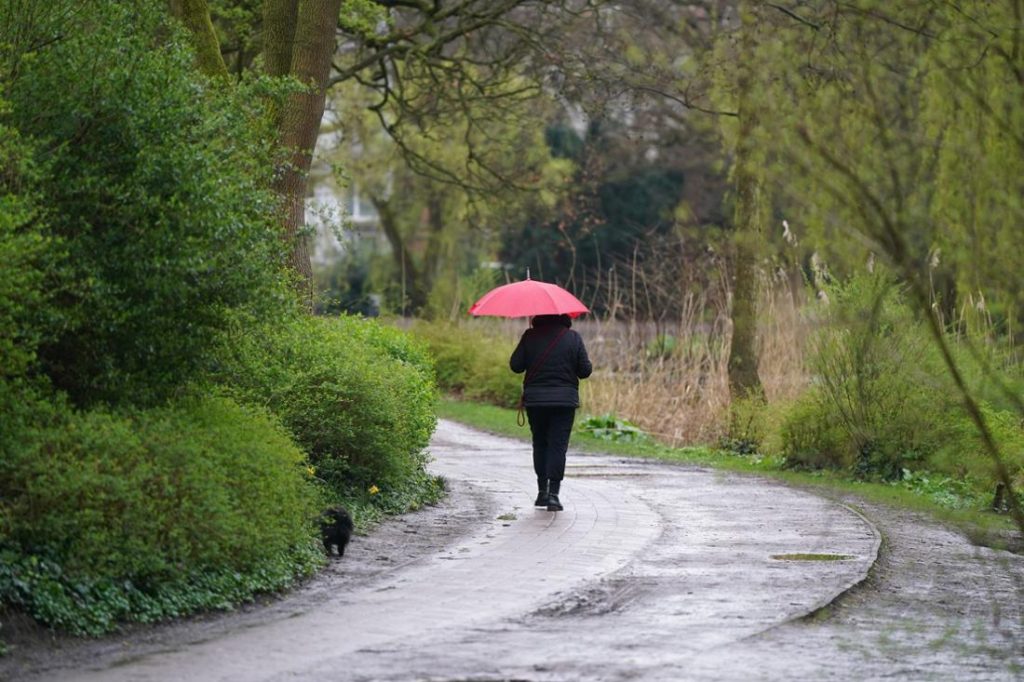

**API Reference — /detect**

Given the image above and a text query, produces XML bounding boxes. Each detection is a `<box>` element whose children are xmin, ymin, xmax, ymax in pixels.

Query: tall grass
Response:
<box><xmin>577</xmin><ymin>277</ymin><xmax>808</xmax><ymax>446</ymax></box>
<box><xmin>434</xmin><ymin>271</ymin><xmax>810</xmax><ymax>448</ymax></box>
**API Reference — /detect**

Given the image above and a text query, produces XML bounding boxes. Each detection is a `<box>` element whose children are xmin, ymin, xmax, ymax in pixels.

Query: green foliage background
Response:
<box><xmin>214</xmin><ymin>314</ymin><xmax>439</xmax><ymax>500</ymax></box>
<box><xmin>732</xmin><ymin>2</ymin><xmax>1024</xmax><ymax>519</ymax></box>
<box><xmin>0</xmin><ymin>389</ymin><xmax>324</xmax><ymax>635</ymax></box>
<box><xmin>0</xmin><ymin>0</ymin><xmax>441</xmax><ymax>637</ymax></box>
<box><xmin>5</xmin><ymin>0</ymin><xmax>294</xmax><ymax>407</ymax></box>
<box><xmin>758</xmin><ymin>274</ymin><xmax>1024</xmax><ymax>508</ymax></box>
<box><xmin>410</xmin><ymin>320</ymin><xmax>522</xmax><ymax>408</ymax></box>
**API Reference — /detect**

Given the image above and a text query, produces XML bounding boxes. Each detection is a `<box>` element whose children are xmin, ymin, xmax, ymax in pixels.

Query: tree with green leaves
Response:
<box><xmin>1</xmin><ymin>0</ymin><xmax>295</xmax><ymax>406</ymax></box>
<box><xmin>722</xmin><ymin>0</ymin><xmax>765</xmax><ymax>403</ymax></box>
<box><xmin>170</xmin><ymin>0</ymin><xmax>600</xmax><ymax>305</ymax></box>
<box><xmin>170</xmin><ymin>0</ymin><xmax>341</xmax><ymax>303</ymax></box>
<box><xmin>535</xmin><ymin>1</ymin><xmax>768</xmax><ymax>404</ymax></box>
<box><xmin>321</xmin><ymin>71</ymin><xmax>571</xmax><ymax>315</ymax></box>
<box><xmin>747</xmin><ymin>0</ymin><xmax>1024</xmax><ymax>533</ymax></box>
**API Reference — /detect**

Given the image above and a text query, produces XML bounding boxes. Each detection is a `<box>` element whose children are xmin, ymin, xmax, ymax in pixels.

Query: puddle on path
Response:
<box><xmin>771</xmin><ymin>553</ymin><xmax>855</xmax><ymax>561</ymax></box>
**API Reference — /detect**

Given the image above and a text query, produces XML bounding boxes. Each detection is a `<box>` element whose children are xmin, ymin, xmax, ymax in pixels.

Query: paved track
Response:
<box><xmin>53</xmin><ymin>420</ymin><xmax>882</xmax><ymax>681</ymax></box>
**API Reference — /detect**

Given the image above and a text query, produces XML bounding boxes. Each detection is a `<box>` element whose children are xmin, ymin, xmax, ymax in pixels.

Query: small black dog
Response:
<box><xmin>320</xmin><ymin>506</ymin><xmax>354</xmax><ymax>557</ymax></box>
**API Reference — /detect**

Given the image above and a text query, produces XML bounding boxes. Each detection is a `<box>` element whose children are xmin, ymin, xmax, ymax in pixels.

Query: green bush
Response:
<box><xmin>722</xmin><ymin>395</ymin><xmax>771</xmax><ymax>455</ymax></box>
<box><xmin>777</xmin><ymin>391</ymin><xmax>852</xmax><ymax>469</ymax></box>
<box><xmin>770</xmin><ymin>272</ymin><xmax>1024</xmax><ymax>510</ymax></box>
<box><xmin>411</xmin><ymin>321</ymin><xmax>474</xmax><ymax>391</ymax></box>
<box><xmin>578</xmin><ymin>414</ymin><xmax>649</xmax><ymax>443</ymax></box>
<box><xmin>3</xmin><ymin>0</ymin><xmax>294</xmax><ymax>406</ymax></box>
<box><xmin>411</xmin><ymin>321</ymin><xmax>522</xmax><ymax>408</ymax></box>
<box><xmin>215</xmin><ymin>314</ymin><xmax>439</xmax><ymax>503</ymax></box>
<box><xmin>0</xmin><ymin>112</ymin><xmax>55</xmax><ymax>382</ymax></box>
<box><xmin>0</xmin><ymin>386</ymin><xmax>323</xmax><ymax>635</ymax></box>
<box><xmin>930</xmin><ymin>403</ymin><xmax>1024</xmax><ymax>485</ymax></box>
<box><xmin>778</xmin><ymin>274</ymin><xmax>953</xmax><ymax>478</ymax></box>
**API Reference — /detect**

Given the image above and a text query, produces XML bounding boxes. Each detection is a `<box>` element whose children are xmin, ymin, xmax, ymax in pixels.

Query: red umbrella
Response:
<box><xmin>469</xmin><ymin>277</ymin><xmax>589</xmax><ymax>318</ymax></box>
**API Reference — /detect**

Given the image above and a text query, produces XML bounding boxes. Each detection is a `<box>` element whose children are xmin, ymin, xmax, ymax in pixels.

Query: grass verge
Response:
<box><xmin>437</xmin><ymin>398</ymin><xmax>1021</xmax><ymax>552</ymax></box>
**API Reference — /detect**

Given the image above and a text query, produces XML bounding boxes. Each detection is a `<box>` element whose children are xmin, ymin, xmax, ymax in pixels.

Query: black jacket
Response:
<box><xmin>510</xmin><ymin>317</ymin><xmax>593</xmax><ymax>407</ymax></box>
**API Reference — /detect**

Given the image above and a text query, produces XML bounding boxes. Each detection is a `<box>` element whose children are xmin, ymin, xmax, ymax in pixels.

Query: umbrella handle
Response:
<box><xmin>517</xmin><ymin>395</ymin><xmax>526</xmax><ymax>427</ymax></box>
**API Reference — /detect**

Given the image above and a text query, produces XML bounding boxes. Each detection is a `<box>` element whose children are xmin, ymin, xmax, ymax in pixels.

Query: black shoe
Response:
<box><xmin>535</xmin><ymin>477</ymin><xmax>549</xmax><ymax>506</ymax></box>
<box><xmin>546</xmin><ymin>493</ymin><xmax>563</xmax><ymax>512</ymax></box>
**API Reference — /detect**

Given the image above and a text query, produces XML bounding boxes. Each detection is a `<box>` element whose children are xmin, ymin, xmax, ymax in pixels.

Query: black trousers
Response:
<box><xmin>526</xmin><ymin>406</ymin><xmax>576</xmax><ymax>483</ymax></box>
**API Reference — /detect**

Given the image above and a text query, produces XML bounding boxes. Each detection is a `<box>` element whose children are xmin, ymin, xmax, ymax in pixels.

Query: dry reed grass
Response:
<box><xmin>580</xmin><ymin>288</ymin><xmax>809</xmax><ymax>447</ymax></box>
<box><xmin>463</xmin><ymin>276</ymin><xmax>811</xmax><ymax>448</ymax></box>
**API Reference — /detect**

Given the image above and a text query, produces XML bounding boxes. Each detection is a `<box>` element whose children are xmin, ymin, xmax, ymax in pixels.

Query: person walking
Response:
<box><xmin>510</xmin><ymin>314</ymin><xmax>592</xmax><ymax>512</ymax></box>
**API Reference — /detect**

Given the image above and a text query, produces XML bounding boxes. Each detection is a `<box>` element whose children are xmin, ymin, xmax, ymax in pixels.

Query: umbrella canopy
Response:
<box><xmin>469</xmin><ymin>278</ymin><xmax>589</xmax><ymax>318</ymax></box>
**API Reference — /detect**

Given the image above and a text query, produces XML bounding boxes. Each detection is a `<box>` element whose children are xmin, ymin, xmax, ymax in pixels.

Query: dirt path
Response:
<box><xmin>3</xmin><ymin>420</ymin><xmax>1020</xmax><ymax>681</ymax></box>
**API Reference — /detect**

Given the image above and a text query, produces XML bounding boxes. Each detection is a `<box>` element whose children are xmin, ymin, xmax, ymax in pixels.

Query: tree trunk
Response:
<box><xmin>372</xmin><ymin>196</ymin><xmax>426</xmax><ymax>314</ymax></box>
<box><xmin>168</xmin><ymin>0</ymin><xmax>228</xmax><ymax>78</ymax></box>
<box><xmin>726</xmin><ymin>1</ymin><xmax>765</xmax><ymax>406</ymax></box>
<box><xmin>422</xmin><ymin>193</ymin><xmax>447</xmax><ymax>298</ymax></box>
<box><xmin>270</xmin><ymin>0</ymin><xmax>342</xmax><ymax>307</ymax></box>
<box><xmin>172</xmin><ymin>0</ymin><xmax>334</xmax><ymax>299</ymax></box>
<box><xmin>262</xmin><ymin>0</ymin><xmax>298</xmax><ymax>78</ymax></box>
<box><xmin>728</xmin><ymin>174</ymin><xmax>764</xmax><ymax>401</ymax></box>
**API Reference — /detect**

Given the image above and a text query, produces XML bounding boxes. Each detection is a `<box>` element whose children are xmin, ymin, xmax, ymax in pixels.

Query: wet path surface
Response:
<box><xmin>44</xmin><ymin>420</ymin><xmax>884</xmax><ymax>682</ymax></box>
